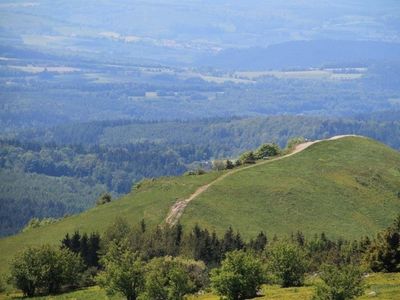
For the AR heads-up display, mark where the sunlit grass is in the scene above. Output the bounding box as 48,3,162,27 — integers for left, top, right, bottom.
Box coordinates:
4,272,396,300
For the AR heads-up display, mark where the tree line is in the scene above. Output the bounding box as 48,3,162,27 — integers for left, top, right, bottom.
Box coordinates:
7,214,400,299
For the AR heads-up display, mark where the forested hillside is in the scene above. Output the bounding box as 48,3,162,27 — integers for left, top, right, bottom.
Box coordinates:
0,140,186,236
13,113,400,150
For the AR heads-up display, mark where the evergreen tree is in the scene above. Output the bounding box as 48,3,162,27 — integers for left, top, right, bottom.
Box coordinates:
87,232,101,268
234,232,244,250
70,231,81,253
222,227,236,253
364,214,400,272
61,233,71,249
80,233,89,267
210,231,222,265
249,231,267,252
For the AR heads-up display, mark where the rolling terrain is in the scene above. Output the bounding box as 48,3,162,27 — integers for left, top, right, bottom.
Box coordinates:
0,136,400,274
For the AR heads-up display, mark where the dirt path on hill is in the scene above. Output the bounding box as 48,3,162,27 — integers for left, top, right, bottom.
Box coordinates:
164,135,359,225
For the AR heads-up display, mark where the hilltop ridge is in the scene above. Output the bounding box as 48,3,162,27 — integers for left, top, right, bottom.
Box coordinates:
165,135,361,226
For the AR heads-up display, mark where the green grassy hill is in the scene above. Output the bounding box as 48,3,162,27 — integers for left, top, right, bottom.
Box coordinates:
181,137,400,239
1,136,400,274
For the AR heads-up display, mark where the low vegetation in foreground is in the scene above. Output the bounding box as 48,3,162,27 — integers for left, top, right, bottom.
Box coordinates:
1,213,399,300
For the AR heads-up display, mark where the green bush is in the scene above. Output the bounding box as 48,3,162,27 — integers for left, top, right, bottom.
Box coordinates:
80,266,99,287
254,143,281,159
313,264,365,300
237,151,256,164
97,242,144,300
96,192,112,206
142,256,197,300
211,250,264,300
267,241,308,287
10,245,83,297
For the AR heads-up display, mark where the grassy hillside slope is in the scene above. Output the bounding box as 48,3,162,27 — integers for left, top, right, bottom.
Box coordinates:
0,172,222,274
0,136,399,275
181,137,400,239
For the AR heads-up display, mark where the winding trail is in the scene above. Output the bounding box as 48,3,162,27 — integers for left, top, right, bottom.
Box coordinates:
165,135,359,226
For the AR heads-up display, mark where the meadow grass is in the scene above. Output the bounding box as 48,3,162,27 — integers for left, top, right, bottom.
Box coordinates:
2,273,399,300
181,137,400,239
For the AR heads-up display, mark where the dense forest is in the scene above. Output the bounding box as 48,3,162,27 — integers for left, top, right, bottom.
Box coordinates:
11,113,400,151
0,140,186,236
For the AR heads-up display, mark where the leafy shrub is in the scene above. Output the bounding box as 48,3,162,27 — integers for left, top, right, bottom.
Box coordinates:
97,242,144,300
96,192,112,206
254,143,281,159
79,266,99,287
313,264,365,300
267,241,308,287
173,257,208,292
211,250,264,300
142,256,197,300
237,151,256,164
10,245,83,296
